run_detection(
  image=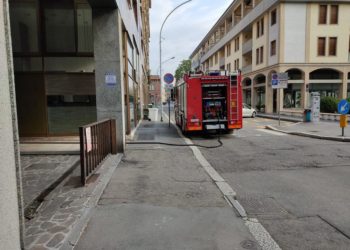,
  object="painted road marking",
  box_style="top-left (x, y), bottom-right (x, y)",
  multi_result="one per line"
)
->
top-left (163, 112), bottom-right (281, 250)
